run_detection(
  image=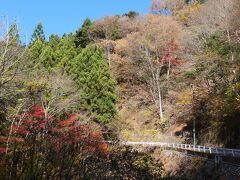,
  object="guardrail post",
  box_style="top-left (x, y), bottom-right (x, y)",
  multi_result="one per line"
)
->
top-left (204, 146), bottom-right (205, 153)
top-left (210, 147), bottom-right (212, 154)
